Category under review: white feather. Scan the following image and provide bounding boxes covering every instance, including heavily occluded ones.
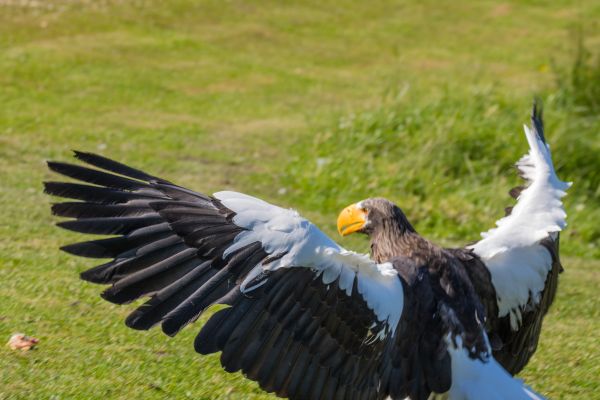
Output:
[445,335,545,400]
[214,191,405,337]
[469,123,570,327]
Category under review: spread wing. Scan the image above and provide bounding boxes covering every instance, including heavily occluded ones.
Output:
[467,104,570,373]
[45,152,422,399]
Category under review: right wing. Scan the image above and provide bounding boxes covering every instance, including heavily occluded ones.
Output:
[467,104,570,374]
[45,152,420,399]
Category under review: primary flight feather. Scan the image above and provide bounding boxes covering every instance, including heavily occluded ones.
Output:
[45,103,568,399]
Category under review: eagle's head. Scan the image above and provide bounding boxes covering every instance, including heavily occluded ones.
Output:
[336,197,415,238]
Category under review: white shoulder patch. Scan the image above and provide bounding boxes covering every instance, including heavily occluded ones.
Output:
[213,191,404,337]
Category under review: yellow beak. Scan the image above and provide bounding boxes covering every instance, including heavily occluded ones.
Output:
[337,203,367,236]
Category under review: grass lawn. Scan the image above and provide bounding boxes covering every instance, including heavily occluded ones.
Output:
[1,1,599,399]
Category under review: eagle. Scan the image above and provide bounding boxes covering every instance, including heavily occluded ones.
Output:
[44,104,569,400]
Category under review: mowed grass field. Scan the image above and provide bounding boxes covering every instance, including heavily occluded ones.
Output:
[1,1,599,399]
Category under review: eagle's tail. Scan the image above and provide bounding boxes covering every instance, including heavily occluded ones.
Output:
[445,335,545,400]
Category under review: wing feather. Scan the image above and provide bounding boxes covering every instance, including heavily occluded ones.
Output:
[46,151,409,399]
[466,104,570,375]
[469,103,570,325]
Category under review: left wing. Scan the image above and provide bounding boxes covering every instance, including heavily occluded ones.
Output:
[45,152,416,399]
[466,104,570,374]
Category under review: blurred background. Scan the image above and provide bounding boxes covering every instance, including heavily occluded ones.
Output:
[1,1,598,399]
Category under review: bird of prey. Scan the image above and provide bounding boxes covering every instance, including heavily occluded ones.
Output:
[45,104,569,399]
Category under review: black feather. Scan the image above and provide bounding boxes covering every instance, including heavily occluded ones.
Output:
[184,224,240,245]
[296,358,319,400]
[240,314,281,377]
[80,241,188,283]
[255,322,289,389]
[61,237,133,258]
[169,218,231,235]
[73,150,171,183]
[286,350,311,398]
[194,295,253,354]
[119,234,181,259]
[509,185,525,199]
[64,223,176,260]
[150,204,222,219]
[260,329,293,392]
[101,248,199,304]
[160,243,266,335]
[271,333,303,395]
[308,365,328,400]
[320,375,337,400]
[152,183,213,203]
[531,99,545,143]
[44,181,162,204]
[57,216,163,235]
[47,161,153,191]
[193,305,236,354]
[220,298,270,373]
[52,202,151,219]
[125,259,214,330]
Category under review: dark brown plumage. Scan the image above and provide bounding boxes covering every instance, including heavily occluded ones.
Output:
[346,103,567,378]
[351,199,490,359]
[354,189,563,376]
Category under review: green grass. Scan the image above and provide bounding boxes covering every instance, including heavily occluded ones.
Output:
[1,1,599,399]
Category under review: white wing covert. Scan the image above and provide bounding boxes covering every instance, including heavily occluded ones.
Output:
[214,190,405,336]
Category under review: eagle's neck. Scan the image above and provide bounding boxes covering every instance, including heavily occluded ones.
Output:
[370,216,425,263]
